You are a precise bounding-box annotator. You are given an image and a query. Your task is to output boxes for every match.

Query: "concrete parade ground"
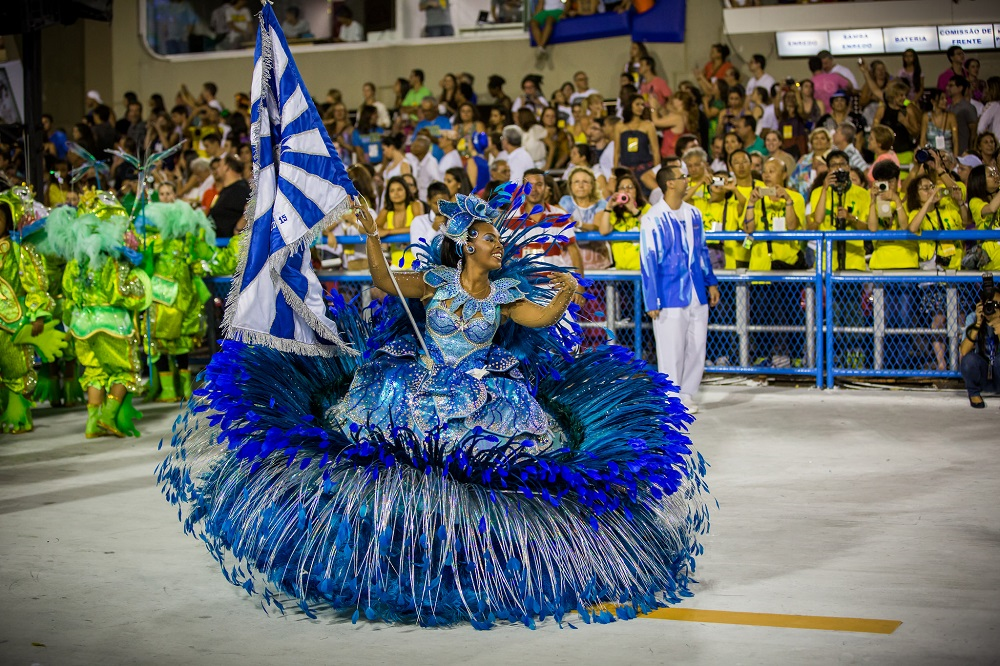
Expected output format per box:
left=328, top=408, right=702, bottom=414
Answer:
left=1, top=385, right=998, bottom=665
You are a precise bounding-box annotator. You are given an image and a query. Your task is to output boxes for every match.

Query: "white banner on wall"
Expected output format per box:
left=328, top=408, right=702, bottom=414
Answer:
left=777, top=23, right=1000, bottom=57
left=882, top=27, right=939, bottom=53
left=828, top=29, right=885, bottom=56
left=776, top=31, right=829, bottom=58
left=937, top=24, right=995, bottom=51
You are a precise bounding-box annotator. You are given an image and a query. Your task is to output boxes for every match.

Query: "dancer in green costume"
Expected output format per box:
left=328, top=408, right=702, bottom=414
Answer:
left=0, top=187, right=66, bottom=433
left=135, top=198, right=215, bottom=402
left=43, top=191, right=152, bottom=438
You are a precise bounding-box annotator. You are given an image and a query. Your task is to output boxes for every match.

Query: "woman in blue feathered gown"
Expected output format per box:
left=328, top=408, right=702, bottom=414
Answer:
left=158, top=187, right=710, bottom=629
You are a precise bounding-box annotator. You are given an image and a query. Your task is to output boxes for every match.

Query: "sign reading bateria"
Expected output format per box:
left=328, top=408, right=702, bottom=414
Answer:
left=882, top=26, right=939, bottom=53
left=776, top=23, right=999, bottom=57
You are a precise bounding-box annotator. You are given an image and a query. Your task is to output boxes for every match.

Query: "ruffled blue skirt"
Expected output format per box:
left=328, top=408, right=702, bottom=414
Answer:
left=157, top=307, right=710, bottom=629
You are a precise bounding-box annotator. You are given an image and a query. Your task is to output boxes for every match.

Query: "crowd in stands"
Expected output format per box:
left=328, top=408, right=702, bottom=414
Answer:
left=23, top=40, right=1000, bottom=288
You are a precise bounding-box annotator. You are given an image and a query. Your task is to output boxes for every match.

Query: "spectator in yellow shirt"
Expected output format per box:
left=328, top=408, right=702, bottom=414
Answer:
left=744, top=158, right=806, bottom=270
left=868, top=161, right=920, bottom=270
left=809, top=150, right=871, bottom=271
left=966, top=165, right=1000, bottom=271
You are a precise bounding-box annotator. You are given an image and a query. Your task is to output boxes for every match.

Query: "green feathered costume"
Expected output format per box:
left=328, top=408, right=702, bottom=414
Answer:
left=136, top=201, right=215, bottom=401
left=42, top=198, right=152, bottom=438
left=0, top=186, right=66, bottom=434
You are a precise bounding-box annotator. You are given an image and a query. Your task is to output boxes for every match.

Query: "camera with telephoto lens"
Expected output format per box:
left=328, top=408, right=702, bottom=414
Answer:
left=983, top=273, right=998, bottom=318
left=832, top=169, right=850, bottom=194
left=914, top=145, right=935, bottom=165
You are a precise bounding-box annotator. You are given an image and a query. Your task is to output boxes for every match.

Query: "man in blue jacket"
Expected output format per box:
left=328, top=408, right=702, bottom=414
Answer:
left=641, top=165, right=721, bottom=412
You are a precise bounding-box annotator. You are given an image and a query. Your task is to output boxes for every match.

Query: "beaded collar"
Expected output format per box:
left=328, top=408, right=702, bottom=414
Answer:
left=423, top=265, right=524, bottom=325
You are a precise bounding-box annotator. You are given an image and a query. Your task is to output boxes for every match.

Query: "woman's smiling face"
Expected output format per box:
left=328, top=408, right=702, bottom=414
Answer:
left=465, top=222, right=504, bottom=270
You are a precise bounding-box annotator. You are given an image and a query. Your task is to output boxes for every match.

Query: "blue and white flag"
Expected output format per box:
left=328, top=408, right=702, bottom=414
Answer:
left=223, top=2, right=358, bottom=356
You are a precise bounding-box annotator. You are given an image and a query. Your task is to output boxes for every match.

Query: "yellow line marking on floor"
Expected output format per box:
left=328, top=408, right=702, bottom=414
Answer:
left=638, top=608, right=901, bottom=634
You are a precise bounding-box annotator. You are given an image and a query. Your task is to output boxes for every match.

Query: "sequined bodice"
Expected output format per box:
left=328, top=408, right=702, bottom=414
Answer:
left=422, top=266, right=525, bottom=367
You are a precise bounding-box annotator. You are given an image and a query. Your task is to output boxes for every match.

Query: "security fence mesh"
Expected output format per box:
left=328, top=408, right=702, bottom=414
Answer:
left=707, top=277, right=818, bottom=374
left=828, top=276, right=982, bottom=377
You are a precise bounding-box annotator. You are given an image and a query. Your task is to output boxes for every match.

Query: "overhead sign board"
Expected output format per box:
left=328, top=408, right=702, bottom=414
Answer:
left=776, top=24, right=1000, bottom=56
left=882, top=26, right=939, bottom=53
left=829, top=29, right=885, bottom=55
left=776, top=31, right=830, bottom=58
left=937, top=24, right=995, bottom=51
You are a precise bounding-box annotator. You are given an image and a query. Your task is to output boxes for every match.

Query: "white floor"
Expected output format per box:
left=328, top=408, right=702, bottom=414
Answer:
left=1, top=386, right=998, bottom=666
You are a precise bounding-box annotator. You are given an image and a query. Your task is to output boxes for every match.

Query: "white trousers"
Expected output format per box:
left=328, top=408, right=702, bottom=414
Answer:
left=652, top=303, right=709, bottom=401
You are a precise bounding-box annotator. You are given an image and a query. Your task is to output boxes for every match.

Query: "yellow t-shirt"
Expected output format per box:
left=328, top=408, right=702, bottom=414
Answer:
left=869, top=202, right=919, bottom=270
left=809, top=185, right=871, bottom=271
left=719, top=180, right=764, bottom=268
left=917, top=204, right=963, bottom=270
left=608, top=203, right=649, bottom=270
left=386, top=206, right=416, bottom=269
left=940, top=181, right=966, bottom=217
left=747, top=190, right=806, bottom=270
left=969, top=197, right=1000, bottom=271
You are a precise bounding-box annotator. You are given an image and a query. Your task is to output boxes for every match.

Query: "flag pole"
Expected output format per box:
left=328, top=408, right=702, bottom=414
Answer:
left=353, top=196, right=430, bottom=360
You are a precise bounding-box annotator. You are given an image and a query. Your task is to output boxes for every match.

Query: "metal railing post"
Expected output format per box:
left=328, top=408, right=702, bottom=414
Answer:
left=736, top=281, right=750, bottom=367
left=605, top=283, right=617, bottom=346
left=633, top=275, right=643, bottom=357
left=946, top=283, right=959, bottom=372
left=825, top=238, right=835, bottom=388
left=805, top=283, right=816, bottom=371
left=872, top=282, right=885, bottom=370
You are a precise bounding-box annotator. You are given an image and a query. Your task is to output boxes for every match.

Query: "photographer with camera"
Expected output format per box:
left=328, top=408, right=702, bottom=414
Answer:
left=809, top=150, right=871, bottom=271
left=908, top=173, right=963, bottom=370
left=597, top=171, right=650, bottom=270
left=960, top=274, right=1000, bottom=409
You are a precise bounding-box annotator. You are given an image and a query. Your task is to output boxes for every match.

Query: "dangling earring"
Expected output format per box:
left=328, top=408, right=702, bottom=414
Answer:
left=466, top=244, right=476, bottom=254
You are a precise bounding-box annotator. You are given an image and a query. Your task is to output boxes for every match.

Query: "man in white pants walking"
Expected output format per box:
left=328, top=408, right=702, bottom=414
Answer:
left=640, top=165, right=720, bottom=412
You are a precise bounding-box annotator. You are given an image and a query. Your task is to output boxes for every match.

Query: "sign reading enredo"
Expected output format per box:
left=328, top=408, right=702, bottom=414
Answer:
left=776, top=31, right=830, bottom=58
left=937, top=24, right=995, bottom=50
left=882, top=26, right=939, bottom=53
left=829, top=29, right=884, bottom=55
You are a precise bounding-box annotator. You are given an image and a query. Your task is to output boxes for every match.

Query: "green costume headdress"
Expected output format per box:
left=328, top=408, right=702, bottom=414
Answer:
left=137, top=201, right=217, bottom=246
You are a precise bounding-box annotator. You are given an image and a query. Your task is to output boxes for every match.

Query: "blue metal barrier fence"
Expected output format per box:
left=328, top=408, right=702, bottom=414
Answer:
left=207, top=229, right=1000, bottom=387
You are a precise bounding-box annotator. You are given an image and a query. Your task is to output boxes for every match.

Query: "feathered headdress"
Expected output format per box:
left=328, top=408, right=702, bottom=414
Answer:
left=437, top=193, right=504, bottom=245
